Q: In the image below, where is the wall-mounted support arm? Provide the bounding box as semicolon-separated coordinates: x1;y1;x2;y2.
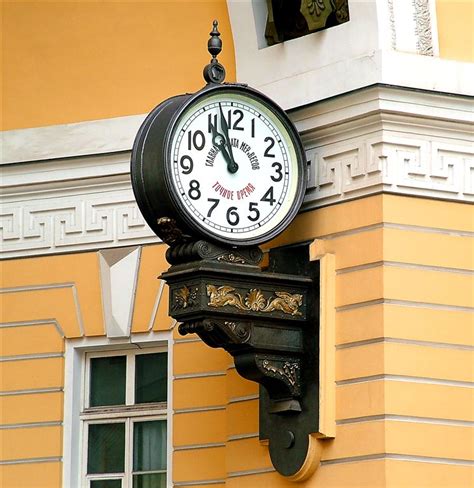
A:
161;240;320;478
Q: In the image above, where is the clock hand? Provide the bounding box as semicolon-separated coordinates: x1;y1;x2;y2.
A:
218;104;239;173
210;120;238;174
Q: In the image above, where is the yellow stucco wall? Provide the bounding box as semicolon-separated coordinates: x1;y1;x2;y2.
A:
436;0;474;61
1;0;235;131
1;194;472;487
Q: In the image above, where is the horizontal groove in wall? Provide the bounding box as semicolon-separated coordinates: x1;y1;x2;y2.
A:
227;432;260;442
227;467;275;478
337;298;474;313
318;223;383;240
0;352;64;362
174;405;226;415
174;337;202;344
336;337;474;351
0;283;74;293
336;414;474;427
336;375;474;388
228;394;259;404
0;387;63;397
321;453;474;467
383;222;474;238
0;421;63;430
174;479;226;487
0;319;65;337
174;442;226;451
0;456;62;466
317;222;474;241
336;261;474;276
174;371;226;380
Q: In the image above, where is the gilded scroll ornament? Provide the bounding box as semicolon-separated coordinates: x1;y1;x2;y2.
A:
173;286;198;310
206;285;303;316
217;253;246;264
262;359;300;388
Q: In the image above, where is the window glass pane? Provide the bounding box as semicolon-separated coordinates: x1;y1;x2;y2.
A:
90;356;126;407
135;353;167;404
90;480;122;488
133;420;167;472
88;423;125;474
133;473;166;488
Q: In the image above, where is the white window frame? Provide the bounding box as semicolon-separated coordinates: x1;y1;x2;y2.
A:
82;348;167;487
62;332;173;488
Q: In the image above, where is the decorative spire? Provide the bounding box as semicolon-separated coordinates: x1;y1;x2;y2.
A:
203;20;226;84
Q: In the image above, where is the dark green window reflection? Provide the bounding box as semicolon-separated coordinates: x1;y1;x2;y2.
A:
90;480;122;488
133;473;166;488
133;420;167;472
87;423;125;474
90;356;126;407
135;353;167;404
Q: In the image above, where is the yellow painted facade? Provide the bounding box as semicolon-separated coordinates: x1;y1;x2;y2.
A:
1;1;473;487
1;196;473;486
1;0;235;130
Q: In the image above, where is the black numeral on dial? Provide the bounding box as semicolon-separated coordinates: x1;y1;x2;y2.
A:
261;187;276;206
271;162;283;182
188;180;201;200
179;155;193;175
247;202;260;222
187;130;205;151
207;198;219;217
208;113;217;134
226;207;240;226
232;109;244;130
264;137;275;157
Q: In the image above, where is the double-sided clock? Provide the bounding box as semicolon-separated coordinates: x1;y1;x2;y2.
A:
131;82;306;247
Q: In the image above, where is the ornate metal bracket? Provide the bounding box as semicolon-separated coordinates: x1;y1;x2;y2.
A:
161;241;320;477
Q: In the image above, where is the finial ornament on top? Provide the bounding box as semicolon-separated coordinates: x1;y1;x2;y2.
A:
203;20;226;84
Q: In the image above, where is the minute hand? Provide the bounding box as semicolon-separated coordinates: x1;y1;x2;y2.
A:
219;104;239;173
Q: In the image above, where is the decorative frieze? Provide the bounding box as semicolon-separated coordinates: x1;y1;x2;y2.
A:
1;86;472;258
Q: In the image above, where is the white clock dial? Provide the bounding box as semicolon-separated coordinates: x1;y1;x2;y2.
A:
168;91;302;242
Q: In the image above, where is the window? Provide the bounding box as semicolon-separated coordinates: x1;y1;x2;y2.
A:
81;349;168;488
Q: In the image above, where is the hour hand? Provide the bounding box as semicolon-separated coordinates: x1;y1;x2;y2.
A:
210;121;238;174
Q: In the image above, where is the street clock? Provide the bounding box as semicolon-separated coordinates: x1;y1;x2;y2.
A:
130;21;319;481
131;28;306;247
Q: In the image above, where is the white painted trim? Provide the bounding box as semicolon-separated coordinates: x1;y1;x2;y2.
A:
336;375;474;388
336;414;474;427
321;453;474;466
62;331;173;488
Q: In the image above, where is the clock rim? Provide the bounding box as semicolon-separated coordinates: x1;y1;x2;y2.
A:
163;83;307;247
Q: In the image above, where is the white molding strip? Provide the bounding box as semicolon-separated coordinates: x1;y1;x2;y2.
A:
1;115;145;164
336;414;474;427
320;453;474;467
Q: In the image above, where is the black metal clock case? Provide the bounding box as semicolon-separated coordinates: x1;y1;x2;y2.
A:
131;82;307;247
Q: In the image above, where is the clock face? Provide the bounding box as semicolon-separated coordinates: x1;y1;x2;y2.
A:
165;88;305;245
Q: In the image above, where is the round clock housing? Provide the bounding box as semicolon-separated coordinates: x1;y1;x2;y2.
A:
132;83;306;247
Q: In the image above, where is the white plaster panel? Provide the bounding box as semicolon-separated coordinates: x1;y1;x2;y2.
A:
225;0;466;110
99;247;141;338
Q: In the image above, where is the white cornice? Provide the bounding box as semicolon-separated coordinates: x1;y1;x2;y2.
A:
1;114;146;165
1;86;472;259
